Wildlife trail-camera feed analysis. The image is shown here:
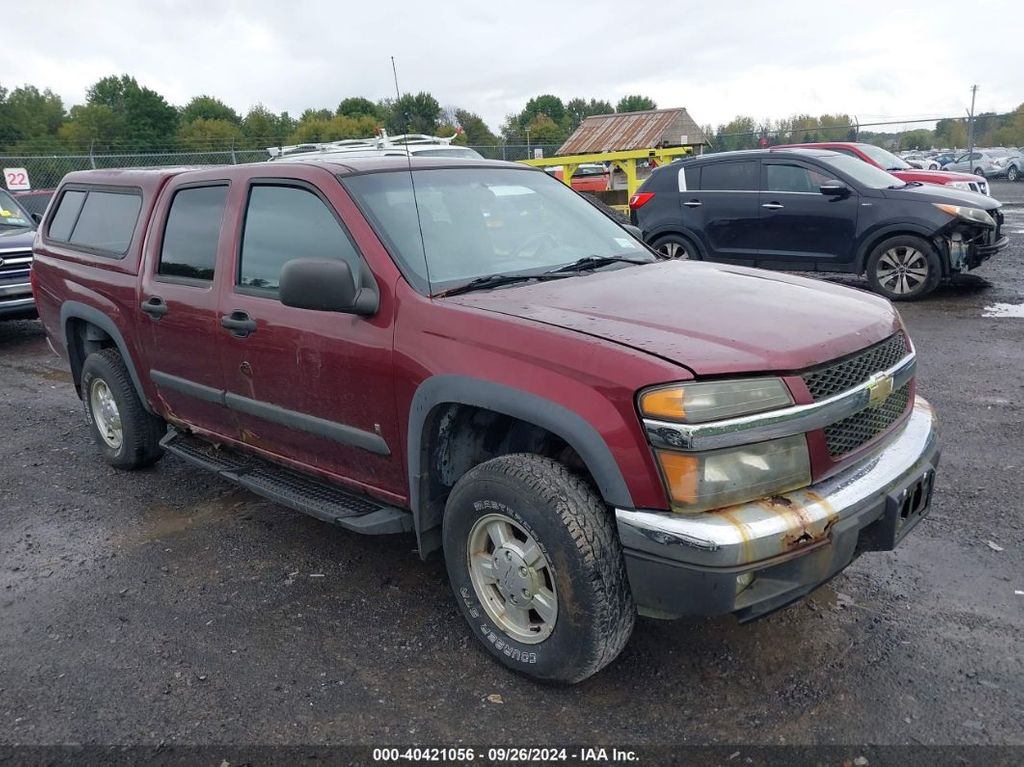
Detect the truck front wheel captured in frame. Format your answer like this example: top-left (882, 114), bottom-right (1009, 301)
top-left (442, 454), bottom-right (635, 683)
top-left (81, 349), bottom-right (165, 470)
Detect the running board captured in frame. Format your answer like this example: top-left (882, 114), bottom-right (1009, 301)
top-left (160, 429), bottom-right (413, 535)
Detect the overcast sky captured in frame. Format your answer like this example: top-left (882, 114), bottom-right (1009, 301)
top-left (5, 0), bottom-right (1021, 133)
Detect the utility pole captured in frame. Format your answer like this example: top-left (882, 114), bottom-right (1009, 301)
top-left (966, 84), bottom-right (978, 156)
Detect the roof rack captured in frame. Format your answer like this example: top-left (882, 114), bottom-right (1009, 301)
top-left (267, 129), bottom-right (459, 158)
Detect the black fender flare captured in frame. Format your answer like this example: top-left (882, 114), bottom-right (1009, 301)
top-left (408, 375), bottom-right (635, 555)
top-left (59, 300), bottom-right (155, 414)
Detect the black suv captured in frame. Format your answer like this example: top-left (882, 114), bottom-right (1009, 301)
top-left (629, 148), bottom-right (1008, 300)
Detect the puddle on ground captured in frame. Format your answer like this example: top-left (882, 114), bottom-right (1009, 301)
top-left (982, 303), bottom-right (1024, 318)
top-left (7, 363), bottom-right (73, 383)
top-left (133, 489), bottom-right (257, 542)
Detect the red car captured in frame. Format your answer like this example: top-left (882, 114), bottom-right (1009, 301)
top-left (774, 142), bottom-right (989, 196)
top-left (31, 159), bottom-right (939, 683)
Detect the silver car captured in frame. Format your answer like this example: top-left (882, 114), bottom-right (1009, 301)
top-left (943, 149), bottom-right (1021, 181)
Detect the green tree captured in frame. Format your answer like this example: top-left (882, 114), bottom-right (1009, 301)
top-left (337, 97), bottom-right (380, 119)
top-left (57, 103), bottom-right (121, 151)
top-left (287, 114), bottom-right (378, 144)
top-left (564, 97), bottom-right (613, 132)
top-left (525, 114), bottom-right (564, 144)
top-left (300, 108), bottom-right (333, 122)
top-left (181, 95), bottom-right (240, 125)
top-left (898, 129), bottom-right (933, 150)
top-left (2, 86), bottom-right (65, 143)
top-left (83, 75), bottom-right (178, 149)
top-left (713, 116), bottom-right (758, 151)
top-left (992, 104), bottom-right (1024, 146)
top-left (386, 91), bottom-right (441, 134)
top-left (241, 104), bottom-right (293, 147)
top-left (177, 117), bottom-right (242, 149)
top-left (616, 94), bottom-right (657, 113)
top-left (454, 109), bottom-right (499, 145)
top-left (523, 94), bottom-right (565, 125)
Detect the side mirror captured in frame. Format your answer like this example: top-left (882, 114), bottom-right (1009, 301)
top-left (820, 181), bottom-right (850, 197)
top-left (279, 258), bottom-right (378, 315)
top-left (31, 212), bottom-right (42, 225)
top-left (621, 223), bottom-right (643, 240)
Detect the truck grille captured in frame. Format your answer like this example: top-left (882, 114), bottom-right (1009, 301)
top-left (0, 249), bottom-right (32, 276)
top-left (824, 382), bottom-right (911, 457)
top-left (802, 333), bottom-right (908, 401)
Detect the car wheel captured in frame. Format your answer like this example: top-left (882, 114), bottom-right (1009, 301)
top-left (442, 454), bottom-right (635, 684)
top-left (1008, 165), bottom-right (1020, 182)
top-left (651, 233), bottom-right (700, 260)
top-left (866, 236), bottom-right (941, 301)
top-left (974, 168), bottom-right (986, 178)
top-left (81, 349), bottom-right (165, 469)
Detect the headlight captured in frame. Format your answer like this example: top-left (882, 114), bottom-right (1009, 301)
top-left (948, 181), bottom-right (972, 191)
top-left (639, 378), bottom-right (792, 423)
top-left (655, 435), bottom-right (812, 514)
top-left (933, 203), bottom-right (995, 227)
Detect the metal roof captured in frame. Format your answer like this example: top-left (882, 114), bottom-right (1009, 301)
top-left (557, 108), bottom-right (707, 156)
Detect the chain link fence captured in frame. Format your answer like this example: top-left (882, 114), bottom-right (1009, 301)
top-left (0, 144), bottom-right (566, 191)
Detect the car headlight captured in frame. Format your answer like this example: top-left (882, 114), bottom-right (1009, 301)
top-left (639, 378), bottom-right (793, 423)
top-left (655, 435), bottom-right (812, 514)
top-left (933, 203), bottom-right (995, 227)
top-left (640, 379), bottom-right (809, 513)
top-left (947, 181), bottom-right (972, 191)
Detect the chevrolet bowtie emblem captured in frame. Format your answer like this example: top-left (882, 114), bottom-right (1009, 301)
top-left (866, 372), bottom-right (894, 407)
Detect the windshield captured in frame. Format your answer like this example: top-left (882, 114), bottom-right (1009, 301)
top-left (858, 144), bottom-right (910, 171)
top-left (0, 190), bottom-right (32, 227)
top-left (820, 154), bottom-right (907, 189)
top-left (343, 167), bottom-right (652, 294)
top-left (411, 147), bottom-right (484, 159)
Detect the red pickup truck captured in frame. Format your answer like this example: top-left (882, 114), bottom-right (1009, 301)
top-left (31, 158), bottom-right (940, 683)
top-left (774, 142), bottom-right (989, 196)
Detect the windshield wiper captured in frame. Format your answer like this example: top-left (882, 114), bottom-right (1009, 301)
top-left (544, 254), bottom-right (652, 274)
top-left (435, 272), bottom-right (570, 298)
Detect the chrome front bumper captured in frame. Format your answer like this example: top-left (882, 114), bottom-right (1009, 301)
top-left (616, 397), bottom-right (939, 619)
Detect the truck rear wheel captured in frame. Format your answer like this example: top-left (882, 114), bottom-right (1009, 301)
top-left (81, 349), bottom-right (165, 470)
top-left (442, 454), bottom-right (635, 683)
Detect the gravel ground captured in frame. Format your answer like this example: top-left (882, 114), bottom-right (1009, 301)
top-left (1, 217), bottom-right (1023, 750)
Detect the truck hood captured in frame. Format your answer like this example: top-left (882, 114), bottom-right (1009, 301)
top-left (0, 225), bottom-right (36, 249)
top-left (892, 168), bottom-right (984, 185)
top-left (445, 261), bottom-right (902, 376)
top-left (881, 181), bottom-right (998, 209)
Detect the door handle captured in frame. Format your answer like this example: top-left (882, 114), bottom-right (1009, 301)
top-left (761, 202), bottom-right (785, 210)
top-left (141, 296), bottom-right (168, 318)
top-left (683, 200), bottom-right (702, 208)
top-left (221, 310), bottom-right (257, 337)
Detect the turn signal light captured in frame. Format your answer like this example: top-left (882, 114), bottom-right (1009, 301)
top-left (628, 192), bottom-right (655, 210)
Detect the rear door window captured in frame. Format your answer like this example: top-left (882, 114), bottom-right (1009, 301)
top-left (765, 163), bottom-right (836, 193)
top-left (238, 184), bottom-right (362, 294)
top-left (48, 188), bottom-right (142, 256)
top-left (699, 161), bottom-right (758, 191)
top-left (158, 185), bottom-right (229, 282)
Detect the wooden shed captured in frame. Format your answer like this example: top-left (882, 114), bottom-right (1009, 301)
top-left (557, 108), bottom-right (707, 155)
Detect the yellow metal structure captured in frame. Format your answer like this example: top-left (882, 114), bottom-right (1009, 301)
top-left (520, 146), bottom-right (693, 210)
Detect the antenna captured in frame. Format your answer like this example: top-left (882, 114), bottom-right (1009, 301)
top-left (392, 56), bottom-right (432, 294)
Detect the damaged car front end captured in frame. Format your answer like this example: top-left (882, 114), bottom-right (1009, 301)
top-left (934, 202), bottom-right (1009, 273)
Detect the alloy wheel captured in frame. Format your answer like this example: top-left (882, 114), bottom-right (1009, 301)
top-left (876, 246), bottom-right (929, 296)
top-left (467, 513), bottom-right (558, 644)
top-left (657, 241), bottom-right (689, 259)
top-left (89, 378), bottom-right (123, 450)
